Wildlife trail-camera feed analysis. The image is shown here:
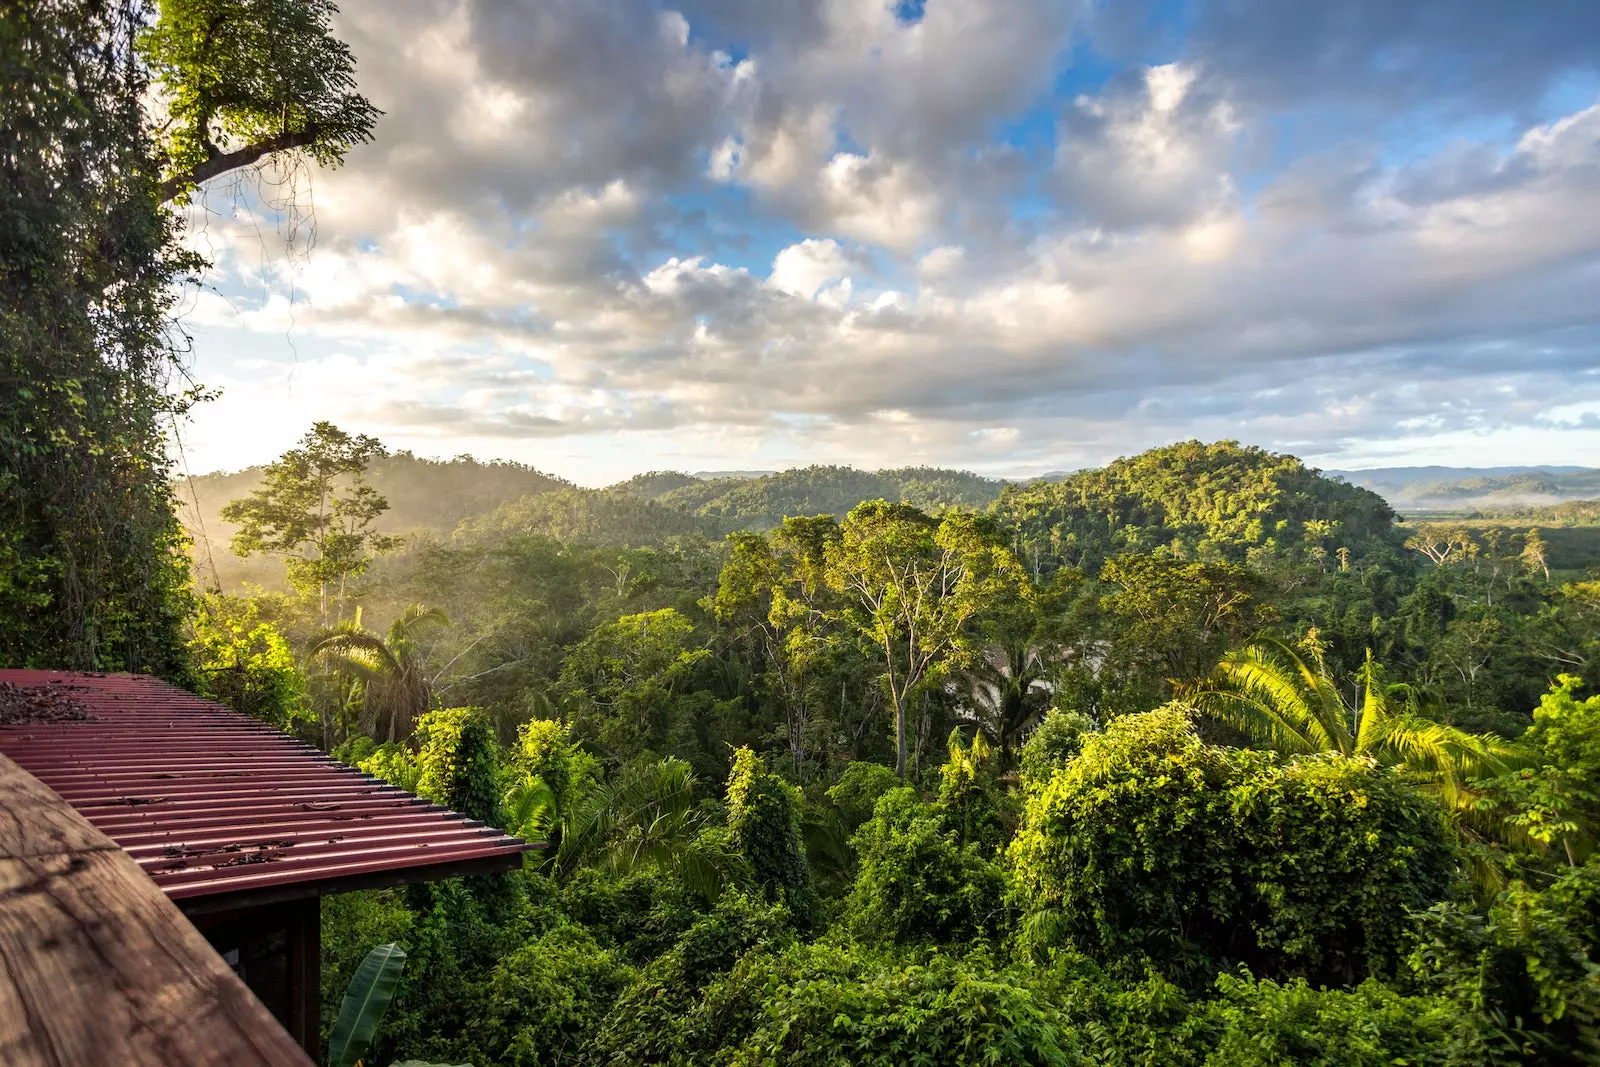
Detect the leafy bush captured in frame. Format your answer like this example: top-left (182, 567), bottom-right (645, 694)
top-left (680, 944), bottom-right (1084, 1066)
top-left (470, 923), bottom-right (634, 1067)
top-left (1007, 706), bottom-right (1457, 985)
top-left (1184, 973), bottom-right (1457, 1067)
top-left (844, 787), bottom-right (1007, 947)
top-left (825, 761), bottom-right (900, 831)
top-left (415, 707), bottom-right (502, 825)
top-left (187, 593), bottom-right (308, 729)
top-left (516, 717), bottom-right (579, 815)
top-left (358, 741), bottom-right (422, 793)
top-left (583, 893), bottom-right (794, 1064)
top-left (936, 728), bottom-right (1010, 851)
top-left (1018, 708), bottom-right (1097, 791)
top-left (1408, 878), bottom-right (1600, 1065)
top-left (560, 868), bottom-right (705, 964)
top-left (726, 747), bottom-right (821, 927)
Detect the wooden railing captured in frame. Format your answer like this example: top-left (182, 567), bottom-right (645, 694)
top-left (0, 752), bottom-right (314, 1066)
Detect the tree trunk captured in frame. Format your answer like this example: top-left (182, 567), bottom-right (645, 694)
top-left (893, 690), bottom-right (907, 778)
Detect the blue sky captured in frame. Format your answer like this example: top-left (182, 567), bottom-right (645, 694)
top-left (176, 0), bottom-right (1600, 484)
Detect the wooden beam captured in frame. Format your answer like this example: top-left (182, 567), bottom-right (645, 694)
top-left (0, 753), bottom-right (313, 1067)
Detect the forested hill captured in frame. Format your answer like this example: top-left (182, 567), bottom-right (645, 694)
top-left (995, 439), bottom-right (1397, 571)
top-left (610, 465), bottom-right (1006, 526)
top-left (181, 452), bottom-right (576, 589)
top-left (184, 443), bottom-right (1402, 591)
top-left (182, 451), bottom-right (572, 539)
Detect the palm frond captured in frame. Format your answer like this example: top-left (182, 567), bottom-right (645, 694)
top-left (391, 604), bottom-right (449, 643)
top-left (503, 775), bottom-right (558, 843)
top-left (1197, 646), bottom-right (1326, 755)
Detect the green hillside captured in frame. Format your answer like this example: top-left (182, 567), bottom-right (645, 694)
top-left (994, 439), bottom-right (1397, 571)
top-left (182, 451), bottom-right (576, 590)
top-left (613, 464), bottom-right (1007, 527)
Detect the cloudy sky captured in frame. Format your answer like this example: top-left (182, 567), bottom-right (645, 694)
top-left (177, 0), bottom-right (1600, 484)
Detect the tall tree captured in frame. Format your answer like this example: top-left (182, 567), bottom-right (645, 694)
top-left (140, 0), bottom-right (380, 201)
top-left (1, 0), bottom-right (198, 674)
top-left (825, 502), bottom-right (1027, 777)
top-left (222, 421), bottom-right (397, 621)
top-left (714, 516), bottom-right (842, 776)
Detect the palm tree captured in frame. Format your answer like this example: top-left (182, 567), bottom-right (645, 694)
top-left (1193, 634), bottom-right (1526, 813)
top-left (549, 757), bottom-right (744, 901)
top-left (307, 604), bottom-right (449, 743)
top-left (959, 640), bottom-right (1052, 766)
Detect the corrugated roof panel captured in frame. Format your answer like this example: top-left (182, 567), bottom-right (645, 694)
top-left (0, 670), bottom-right (534, 904)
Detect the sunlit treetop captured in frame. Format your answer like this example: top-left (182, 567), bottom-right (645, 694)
top-left (140, 0), bottom-right (380, 201)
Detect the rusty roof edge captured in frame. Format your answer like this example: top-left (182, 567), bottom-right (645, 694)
top-left (0, 670), bottom-right (536, 903)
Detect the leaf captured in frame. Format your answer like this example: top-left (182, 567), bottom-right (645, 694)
top-left (330, 943), bottom-right (408, 1067)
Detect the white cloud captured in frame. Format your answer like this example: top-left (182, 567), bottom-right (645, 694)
top-left (174, 1), bottom-right (1600, 482)
top-left (1055, 62), bottom-right (1243, 229)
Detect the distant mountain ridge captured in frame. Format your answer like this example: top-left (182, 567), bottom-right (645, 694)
top-left (1329, 465), bottom-right (1600, 510)
top-left (1326, 465), bottom-right (1590, 486)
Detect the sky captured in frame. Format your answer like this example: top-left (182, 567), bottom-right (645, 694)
top-left (175, 0), bottom-right (1600, 485)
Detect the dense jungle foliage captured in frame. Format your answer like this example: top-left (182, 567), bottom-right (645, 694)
top-left (188, 428), bottom-right (1600, 1066)
top-left (8, 5), bottom-right (1600, 1065)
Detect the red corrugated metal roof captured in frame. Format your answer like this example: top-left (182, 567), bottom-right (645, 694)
top-left (0, 670), bottom-right (534, 906)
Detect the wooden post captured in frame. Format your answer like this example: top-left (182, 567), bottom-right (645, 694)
top-left (287, 895), bottom-right (322, 1062)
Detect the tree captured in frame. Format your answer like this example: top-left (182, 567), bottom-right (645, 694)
top-left (825, 502), bottom-right (1027, 776)
top-left (714, 517), bottom-right (842, 776)
top-left (1195, 634), bottom-right (1524, 815)
top-left (1489, 675), bottom-right (1600, 868)
top-left (140, 0), bottom-right (381, 201)
top-left (413, 706), bottom-right (500, 826)
top-left (1099, 553), bottom-right (1264, 685)
top-left (959, 638), bottom-right (1053, 767)
top-left (550, 756), bottom-right (741, 902)
top-left (726, 747), bottom-right (819, 926)
top-left (188, 592), bottom-right (307, 729)
top-left (1522, 527), bottom-right (1552, 581)
top-left (306, 603), bottom-right (449, 744)
top-left (222, 422), bottom-right (397, 621)
top-left (1405, 525), bottom-right (1477, 568)
top-left (2, 0), bottom-right (199, 675)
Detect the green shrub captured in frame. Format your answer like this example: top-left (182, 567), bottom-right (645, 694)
top-left (357, 741), bottom-right (422, 792)
top-left (415, 707), bottom-right (502, 825)
top-left (1408, 878), bottom-right (1600, 1065)
top-left (1018, 708), bottom-right (1097, 791)
top-left (845, 787), bottom-right (1006, 947)
top-left (471, 923), bottom-right (633, 1067)
top-left (684, 945), bottom-right (1084, 1066)
top-left (1007, 706), bottom-right (1457, 985)
top-left (1186, 973), bottom-right (1456, 1066)
top-left (1038, 954), bottom-right (1458, 1067)
top-left (726, 747), bottom-right (821, 927)
top-left (936, 728), bottom-right (1010, 852)
top-left (516, 717), bottom-right (579, 815)
top-left (583, 893), bottom-right (794, 1064)
top-left (560, 868), bottom-right (705, 964)
top-left (826, 761), bottom-right (900, 832)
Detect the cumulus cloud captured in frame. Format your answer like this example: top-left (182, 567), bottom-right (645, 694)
top-left (1054, 63), bottom-right (1243, 229)
top-left (177, 0), bottom-right (1600, 482)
